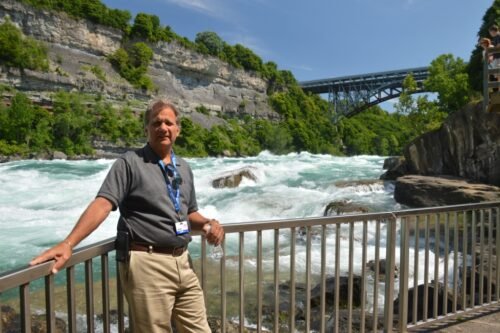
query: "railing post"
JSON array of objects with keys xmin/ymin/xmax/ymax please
[
  {"xmin": 384, "ymin": 215, "xmax": 397, "ymax": 332},
  {"xmin": 44, "ymin": 274, "xmax": 55, "ymax": 333},
  {"xmin": 398, "ymin": 217, "xmax": 409, "ymax": 332},
  {"xmin": 20, "ymin": 283, "xmax": 31, "ymax": 333},
  {"xmin": 0, "ymin": 292, "xmax": 3, "ymax": 333},
  {"xmin": 116, "ymin": 261, "xmax": 125, "ymax": 333},
  {"xmin": 67, "ymin": 266, "xmax": 76, "ymax": 333},
  {"xmin": 239, "ymin": 232, "xmax": 245, "ymax": 333}
]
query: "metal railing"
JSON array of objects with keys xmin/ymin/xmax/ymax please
[{"xmin": 1, "ymin": 201, "xmax": 499, "ymax": 332}]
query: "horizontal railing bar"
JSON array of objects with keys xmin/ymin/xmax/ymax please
[
  {"xmin": 0, "ymin": 261, "xmax": 54, "ymax": 292},
  {"xmin": 68, "ymin": 238, "xmax": 116, "ymax": 265},
  {"xmin": 407, "ymin": 303, "xmax": 500, "ymax": 330},
  {"xmin": 0, "ymin": 237, "xmax": 116, "ymax": 292},
  {"xmin": 392, "ymin": 201, "xmax": 500, "ymax": 217},
  {"xmin": 488, "ymin": 82, "xmax": 500, "ymax": 88},
  {"xmin": 221, "ymin": 201, "xmax": 500, "ymax": 233}
]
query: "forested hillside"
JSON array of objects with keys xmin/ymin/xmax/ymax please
[{"xmin": 0, "ymin": 0, "xmax": 487, "ymax": 159}]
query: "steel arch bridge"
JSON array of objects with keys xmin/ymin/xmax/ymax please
[{"xmin": 299, "ymin": 66, "xmax": 430, "ymax": 119}]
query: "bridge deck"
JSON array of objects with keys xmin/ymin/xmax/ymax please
[{"xmin": 298, "ymin": 66, "xmax": 430, "ymax": 118}]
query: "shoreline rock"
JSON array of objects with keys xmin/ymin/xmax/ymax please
[
  {"xmin": 394, "ymin": 175, "xmax": 500, "ymax": 208},
  {"xmin": 403, "ymin": 102, "xmax": 500, "ymax": 186}
]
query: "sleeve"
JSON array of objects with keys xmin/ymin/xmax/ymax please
[
  {"xmin": 97, "ymin": 157, "xmax": 131, "ymax": 211},
  {"xmin": 187, "ymin": 165, "xmax": 199, "ymax": 214}
]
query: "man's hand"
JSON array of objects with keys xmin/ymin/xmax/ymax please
[
  {"xmin": 29, "ymin": 197, "xmax": 112, "ymax": 274},
  {"xmin": 203, "ymin": 219, "xmax": 225, "ymax": 246},
  {"xmin": 29, "ymin": 241, "xmax": 73, "ymax": 274}
]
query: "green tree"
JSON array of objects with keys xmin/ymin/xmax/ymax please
[
  {"xmin": 30, "ymin": 108, "xmax": 53, "ymax": 150},
  {"xmin": 106, "ymin": 8, "xmax": 132, "ymax": 31},
  {"xmin": 4, "ymin": 93, "xmax": 35, "ymax": 144},
  {"xmin": 131, "ymin": 13, "xmax": 161, "ymax": 41},
  {"xmin": 174, "ymin": 118, "xmax": 208, "ymax": 157},
  {"xmin": 250, "ymin": 119, "xmax": 292, "ymax": 154},
  {"xmin": 206, "ymin": 126, "xmax": 232, "ymax": 156},
  {"xmin": 119, "ymin": 107, "xmax": 143, "ymax": 145},
  {"xmin": 195, "ymin": 31, "xmax": 224, "ymax": 57},
  {"xmin": 51, "ymin": 92, "xmax": 93, "ymax": 155},
  {"xmin": 233, "ymin": 44, "xmax": 263, "ymax": 72},
  {"xmin": 394, "ymin": 74, "xmax": 447, "ymax": 138},
  {"xmin": 424, "ymin": 54, "xmax": 471, "ymax": 112},
  {"xmin": 128, "ymin": 42, "xmax": 154, "ymax": 69}
]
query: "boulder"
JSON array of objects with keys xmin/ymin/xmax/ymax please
[
  {"xmin": 394, "ymin": 175, "xmax": 500, "ymax": 207},
  {"xmin": 51, "ymin": 151, "xmax": 67, "ymax": 160},
  {"xmin": 380, "ymin": 156, "xmax": 408, "ymax": 180},
  {"xmin": 382, "ymin": 156, "xmax": 403, "ymax": 170},
  {"xmin": 366, "ymin": 259, "xmax": 399, "ymax": 280},
  {"xmin": 1, "ymin": 305, "xmax": 66, "ymax": 333},
  {"xmin": 323, "ymin": 200, "xmax": 369, "ymax": 216},
  {"xmin": 211, "ymin": 167, "xmax": 257, "ymax": 188},
  {"xmin": 393, "ymin": 283, "xmax": 454, "ymax": 323},
  {"xmin": 310, "ymin": 275, "xmax": 363, "ymax": 308}
]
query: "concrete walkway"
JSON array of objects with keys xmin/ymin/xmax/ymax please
[{"xmin": 408, "ymin": 304, "xmax": 500, "ymax": 332}]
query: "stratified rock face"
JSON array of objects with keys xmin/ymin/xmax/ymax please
[
  {"xmin": 0, "ymin": 0, "xmax": 277, "ymax": 122},
  {"xmin": 404, "ymin": 102, "xmax": 500, "ymax": 186},
  {"xmin": 394, "ymin": 175, "xmax": 500, "ymax": 207},
  {"xmin": 0, "ymin": 0, "xmax": 122, "ymax": 56}
]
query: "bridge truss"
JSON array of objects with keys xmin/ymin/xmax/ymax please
[{"xmin": 299, "ymin": 66, "xmax": 430, "ymax": 120}]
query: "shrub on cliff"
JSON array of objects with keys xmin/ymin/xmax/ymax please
[
  {"xmin": 195, "ymin": 31, "xmax": 224, "ymax": 57},
  {"xmin": 19, "ymin": 0, "xmax": 131, "ymax": 31},
  {"xmin": 0, "ymin": 19, "xmax": 48, "ymax": 71},
  {"xmin": 109, "ymin": 43, "xmax": 154, "ymax": 91}
]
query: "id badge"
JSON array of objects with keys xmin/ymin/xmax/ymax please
[{"xmin": 174, "ymin": 221, "xmax": 190, "ymax": 235}]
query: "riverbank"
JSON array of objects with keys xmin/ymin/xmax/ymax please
[{"xmin": 0, "ymin": 146, "xmax": 130, "ymax": 164}]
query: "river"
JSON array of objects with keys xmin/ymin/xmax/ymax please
[{"xmin": 0, "ymin": 151, "xmax": 399, "ymax": 272}]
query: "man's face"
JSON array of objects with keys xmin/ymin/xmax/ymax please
[
  {"xmin": 489, "ymin": 28, "xmax": 498, "ymax": 37},
  {"xmin": 146, "ymin": 106, "xmax": 180, "ymax": 154}
]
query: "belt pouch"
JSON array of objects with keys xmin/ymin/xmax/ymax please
[{"xmin": 115, "ymin": 230, "xmax": 130, "ymax": 263}]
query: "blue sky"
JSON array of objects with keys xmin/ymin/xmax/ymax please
[{"xmin": 100, "ymin": 0, "xmax": 492, "ymax": 83}]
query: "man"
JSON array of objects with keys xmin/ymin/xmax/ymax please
[
  {"xmin": 488, "ymin": 24, "xmax": 500, "ymax": 92},
  {"xmin": 488, "ymin": 24, "xmax": 500, "ymax": 62},
  {"xmin": 489, "ymin": 24, "xmax": 500, "ymax": 46},
  {"xmin": 30, "ymin": 98, "xmax": 224, "ymax": 332}
]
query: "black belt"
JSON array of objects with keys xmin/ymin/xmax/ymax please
[{"xmin": 130, "ymin": 242, "xmax": 186, "ymax": 256}]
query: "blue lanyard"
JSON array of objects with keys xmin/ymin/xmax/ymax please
[{"xmin": 158, "ymin": 152, "xmax": 181, "ymax": 213}]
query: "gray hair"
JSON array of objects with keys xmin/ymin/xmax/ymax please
[{"xmin": 144, "ymin": 98, "xmax": 180, "ymax": 128}]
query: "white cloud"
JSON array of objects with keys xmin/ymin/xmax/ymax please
[
  {"xmin": 223, "ymin": 31, "xmax": 270, "ymax": 57},
  {"xmin": 163, "ymin": 0, "xmax": 228, "ymax": 18}
]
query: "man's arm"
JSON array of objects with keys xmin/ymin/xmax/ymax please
[
  {"xmin": 30, "ymin": 197, "xmax": 113, "ymax": 274},
  {"xmin": 188, "ymin": 211, "xmax": 224, "ymax": 245}
]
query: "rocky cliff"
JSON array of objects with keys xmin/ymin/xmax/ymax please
[
  {"xmin": 0, "ymin": 0, "xmax": 277, "ymax": 125},
  {"xmin": 403, "ymin": 102, "xmax": 500, "ymax": 186}
]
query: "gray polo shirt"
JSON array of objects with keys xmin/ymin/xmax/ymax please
[{"xmin": 97, "ymin": 144, "xmax": 198, "ymax": 247}]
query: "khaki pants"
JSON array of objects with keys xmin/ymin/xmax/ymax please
[{"xmin": 119, "ymin": 250, "xmax": 211, "ymax": 333}]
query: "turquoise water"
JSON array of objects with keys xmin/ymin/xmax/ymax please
[{"xmin": 0, "ymin": 152, "xmax": 399, "ymax": 273}]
